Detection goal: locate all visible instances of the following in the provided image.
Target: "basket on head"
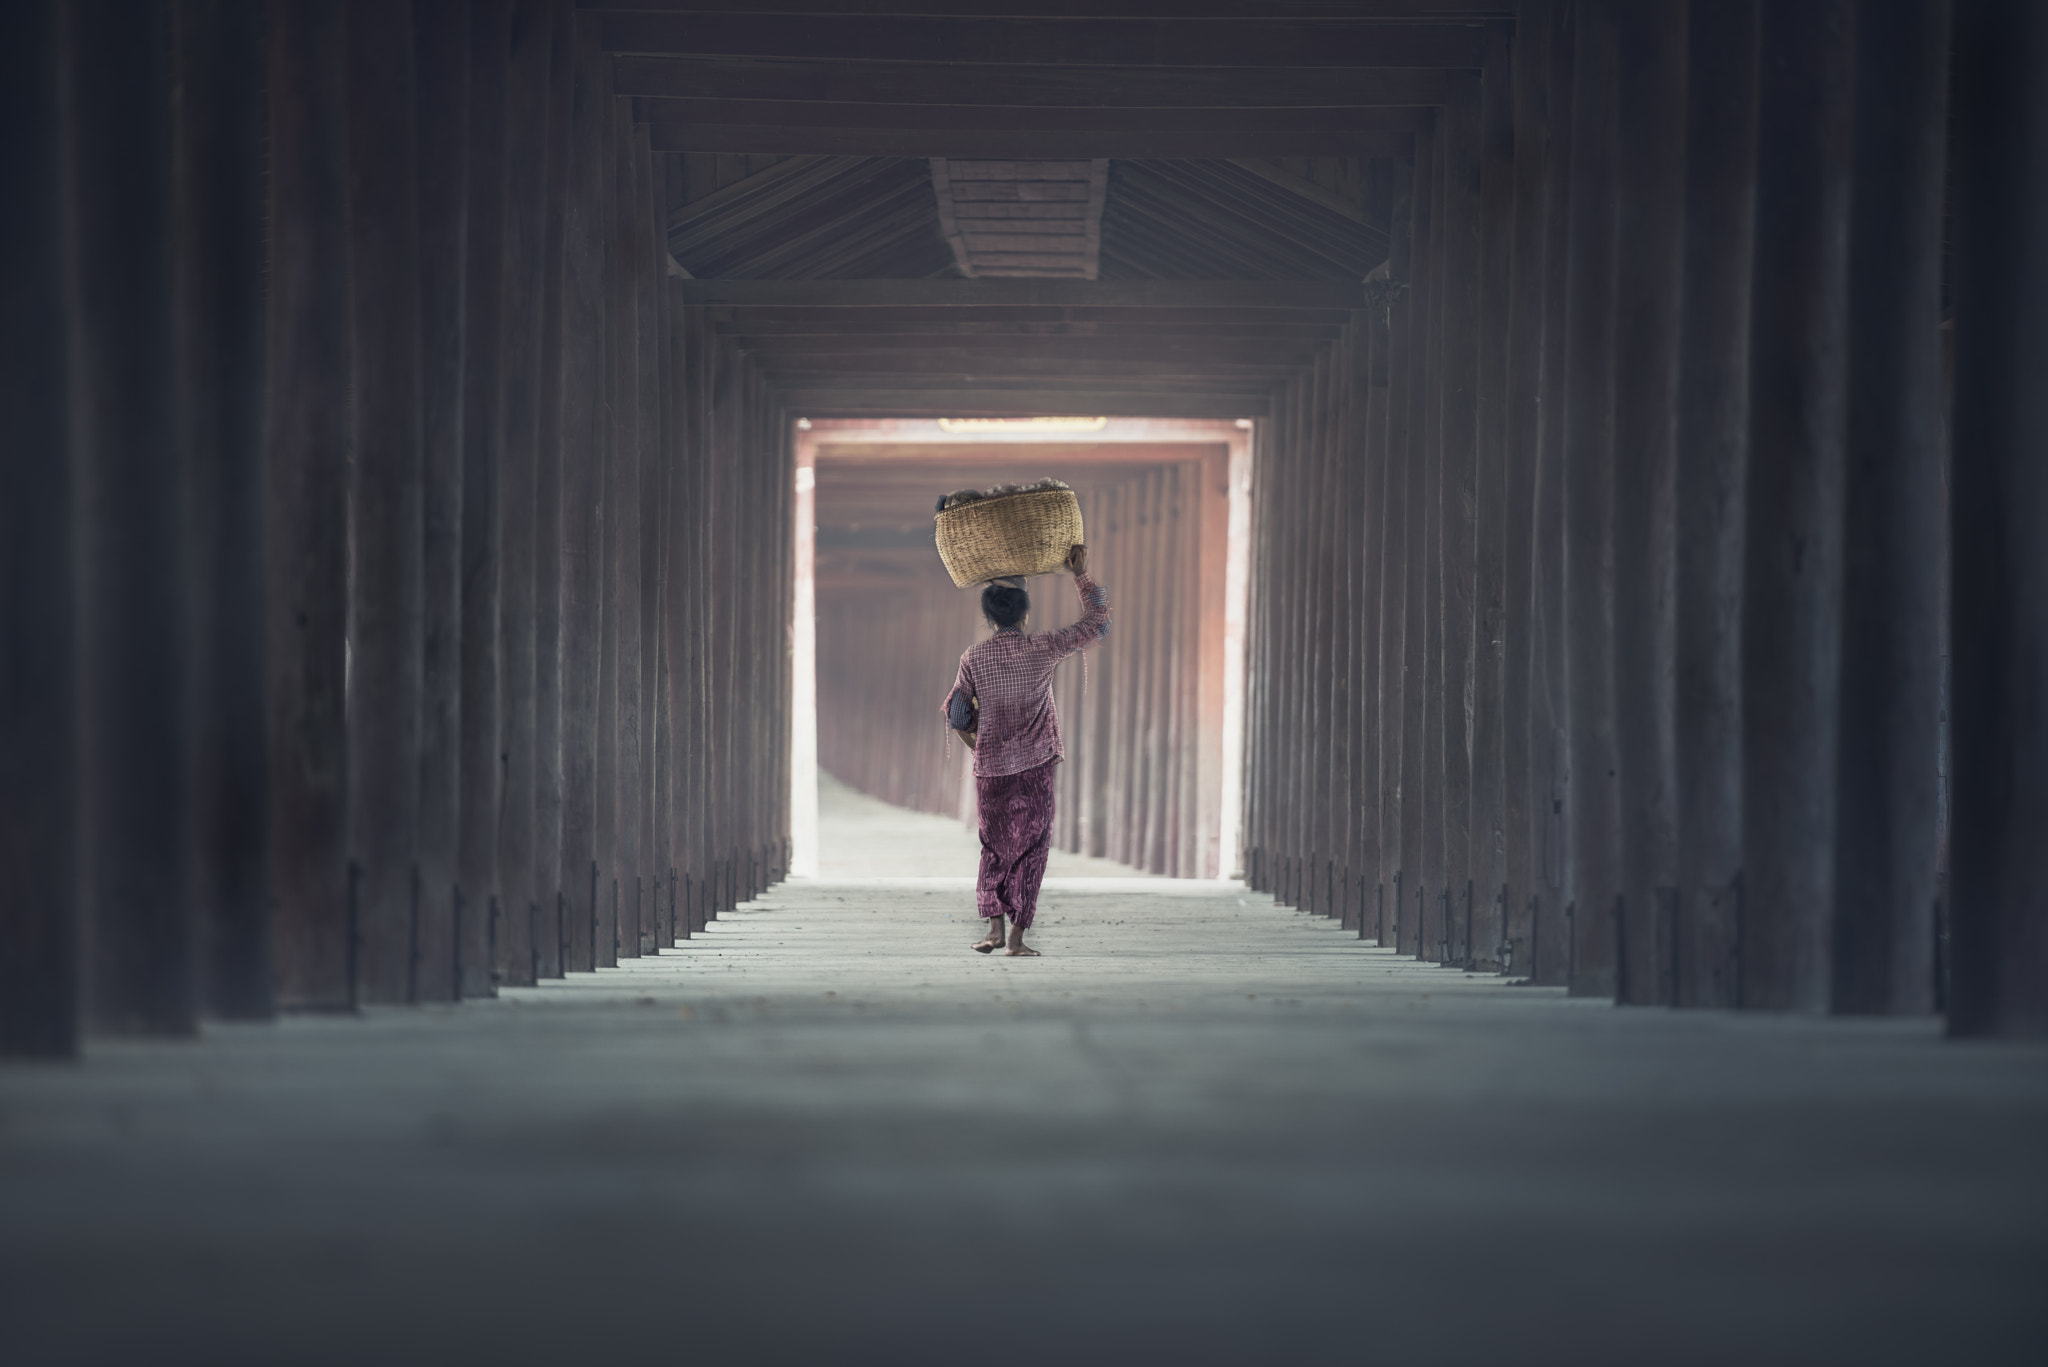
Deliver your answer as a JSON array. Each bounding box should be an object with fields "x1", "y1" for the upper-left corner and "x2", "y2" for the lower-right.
[{"x1": 933, "y1": 487, "x2": 1084, "y2": 588}]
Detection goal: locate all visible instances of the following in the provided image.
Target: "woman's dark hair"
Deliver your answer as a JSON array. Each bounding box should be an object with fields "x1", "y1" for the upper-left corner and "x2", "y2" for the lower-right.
[{"x1": 981, "y1": 583, "x2": 1030, "y2": 629}]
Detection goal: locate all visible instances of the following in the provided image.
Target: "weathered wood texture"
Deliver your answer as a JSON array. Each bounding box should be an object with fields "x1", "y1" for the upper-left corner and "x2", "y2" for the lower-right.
[{"x1": 0, "y1": 0, "x2": 79, "y2": 1056}]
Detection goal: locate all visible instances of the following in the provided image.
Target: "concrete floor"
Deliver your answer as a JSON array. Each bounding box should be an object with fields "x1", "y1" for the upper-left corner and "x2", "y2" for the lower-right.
[
  {"x1": 815, "y1": 767, "x2": 1147, "y2": 878},
  {"x1": 4, "y1": 792, "x2": 2046, "y2": 1365}
]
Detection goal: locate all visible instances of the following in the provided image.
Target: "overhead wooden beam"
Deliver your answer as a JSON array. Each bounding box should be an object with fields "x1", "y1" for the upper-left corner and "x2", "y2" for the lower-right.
[
  {"x1": 681, "y1": 278, "x2": 1367, "y2": 308},
  {"x1": 713, "y1": 304, "x2": 1357, "y2": 327},
  {"x1": 632, "y1": 97, "x2": 1434, "y2": 134},
  {"x1": 737, "y1": 334, "x2": 1328, "y2": 356},
  {"x1": 588, "y1": 2, "x2": 1511, "y2": 16},
  {"x1": 781, "y1": 387, "x2": 1272, "y2": 417},
  {"x1": 616, "y1": 56, "x2": 1467, "y2": 108},
  {"x1": 647, "y1": 124, "x2": 1416, "y2": 159},
  {"x1": 717, "y1": 318, "x2": 1346, "y2": 338},
  {"x1": 600, "y1": 14, "x2": 1488, "y2": 67}
]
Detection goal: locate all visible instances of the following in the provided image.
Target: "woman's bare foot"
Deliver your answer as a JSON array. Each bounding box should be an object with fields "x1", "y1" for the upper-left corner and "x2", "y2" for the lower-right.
[
  {"x1": 971, "y1": 923, "x2": 1006, "y2": 953},
  {"x1": 1005, "y1": 926, "x2": 1040, "y2": 957}
]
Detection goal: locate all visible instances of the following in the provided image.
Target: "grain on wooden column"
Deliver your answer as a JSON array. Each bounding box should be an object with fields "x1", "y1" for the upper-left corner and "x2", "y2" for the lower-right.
[
  {"x1": 1469, "y1": 20, "x2": 1515, "y2": 968},
  {"x1": 1356, "y1": 282, "x2": 1391, "y2": 934},
  {"x1": 1377, "y1": 153, "x2": 1416, "y2": 941},
  {"x1": 413, "y1": 0, "x2": 469, "y2": 1004},
  {"x1": 1529, "y1": 0, "x2": 1577, "y2": 985},
  {"x1": 1741, "y1": 0, "x2": 1855, "y2": 1012},
  {"x1": 342, "y1": 0, "x2": 427, "y2": 1006},
  {"x1": 599, "y1": 95, "x2": 642, "y2": 959},
  {"x1": 1437, "y1": 75, "x2": 1482, "y2": 962},
  {"x1": 457, "y1": 0, "x2": 507, "y2": 988},
  {"x1": 1672, "y1": 0, "x2": 1759, "y2": 1007},
  {"x1": 1948, "y1": 0, "x2": 2048, "y2": 1039},
  {"x1": 264, "y1": 0, "x2": 354, "y2": 1011},
  {"x1": 176, "y1": 0, "x2": 272, "y2": 1018},
  {"x1": 630, "y1": 121, "x2": 663, "y2": 945},
  {"x1": 1611, "y1": 0, "x2": 1685, "y2": 1004},
  {"x1": 558, "y1": 13, "x2": 607, "y2": 972},
  {"x1": 1398, "y1": 129, "x2": 1439, "y2": 957},
  {"x1": 1832, "y1": 0, "x2": 1950, "y2": 1016},
  {"x1": 1561, "y1": 1, "x2": 1623, "y2": 998},
  {"x1": 532, "y1": 0, "x2": 574, "y2": 974},
  {"x1": 0, "y1": 0, "x2": 80, "y2": 1056},
  {"x1": 1411, "y1": 125, "x2": 1446, "y2": 958},
  {"x1": 493, "y1": 0, "x2": 554, "y2": 988},
  {"x1": 1501, "y1": 0, "x2": 1555, "y2": 977}
]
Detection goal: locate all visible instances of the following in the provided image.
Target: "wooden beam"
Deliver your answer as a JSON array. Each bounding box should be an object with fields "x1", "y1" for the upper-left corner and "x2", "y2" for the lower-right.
[
  {"x1": 738, "y1": 333, "x2": 1328, "y2": 356},
  {"x1": 601, "y1": 14, "x2": 1488, "y2": 67},
  {"x1": 717, "y1": 318, "x2": 1346, "y2": 338},
  {"x1": 647, "y1": 124, "x2": 1416, "y2": 159},
  {"x1": 632, "y1": 97, "x2": 1433, "y2": 134},
  {"x1": 782, "y1": 387, "x2": 1272, "y2": 417},
  {"x1": 617, "y1": 56, "x2": 1467, "y2": 107},
  {"x1": 713, "y1": 304, "x2": 1356, "y2": 327},
  {"x1": 588, "y1": 2, "x2": 1511, "y2": 16},
  {"x1": 681, "y1": 278, "x2": 1367, "y2": 308},
  {"x1": 1224, "y1": 156, "x2": 1383, "y2": 224}
]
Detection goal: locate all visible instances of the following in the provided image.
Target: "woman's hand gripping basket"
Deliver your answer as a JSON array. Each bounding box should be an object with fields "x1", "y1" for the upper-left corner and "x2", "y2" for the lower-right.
[{"x1": 933, "y1": 479, "x2": 1084, "y2": 587}]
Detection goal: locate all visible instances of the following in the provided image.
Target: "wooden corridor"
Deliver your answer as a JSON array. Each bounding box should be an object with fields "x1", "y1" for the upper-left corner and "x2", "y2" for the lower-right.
[{"x1": 4, "y1": 785, "x2": 2044, "y2": 1364}]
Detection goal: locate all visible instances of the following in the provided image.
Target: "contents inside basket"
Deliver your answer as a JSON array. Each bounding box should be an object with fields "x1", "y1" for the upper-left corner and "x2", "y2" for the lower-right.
[{"x1": 933, "y1": 476, "x2": 1072, "y2": 513}]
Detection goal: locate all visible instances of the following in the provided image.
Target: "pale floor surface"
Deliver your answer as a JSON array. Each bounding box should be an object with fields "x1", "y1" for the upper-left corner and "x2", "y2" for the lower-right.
[
  {"x1": 3, "y1": 802, "x2": 2046, "y2": 1366},
  {"x1": 816, "y1": 766, "x2": 1147, "y2": 878}
]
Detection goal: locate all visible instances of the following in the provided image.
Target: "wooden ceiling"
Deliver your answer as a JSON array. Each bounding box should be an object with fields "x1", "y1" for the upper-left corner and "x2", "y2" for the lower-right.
[{"x1": 593, "y1": 0, "x2": 1509, "y2": 416}]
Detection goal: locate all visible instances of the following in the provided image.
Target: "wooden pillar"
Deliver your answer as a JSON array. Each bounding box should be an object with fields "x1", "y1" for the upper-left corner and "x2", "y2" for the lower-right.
[
  {"x1": 532, "y1": 0, "x2": 574, "y2": 975},
  {"x1": 1832, "y1": 0, "x2": 1950, "y2": 1016},
  {"x1": 1398, "y1": 128, "x2": 1438, "y2": 957},
  {"x1": 414, "y1": 0, "x2": 469, "y2": 1004},
  {"x1": 265, "y1": 0, "x2": 354, "y2": 1011},
  {"x1": 1, "y1": 0, "x2": 79, "y2": 1056},
  {"x1": 636, "y1": 128, "x2": 666, "y2": 946},
  {"x1": 493, "y1": 0, "x2": 554, "y2": 988},
  {"x1": 1947, "y1": 0, "x2": 2048, "y2": 1037},
  {"x1": 1417, "y1": 125, "x2": 1449, "y2": 959},
  {"x1": 1376, "y1": 154, "x2": 1415, "y2": 944},
  {"x1": 1500, "y1": 0, "x2": 1554, "y2": 976},
  {"x1": 458, "y1": 0, "x2": 507, "y2": 991},
  {"x1": 1438, "y1": 75, "x2": 1482, "y2": 963},
  {"x1": 344, "y1": 0, "x2": 426, "y2": 1005},
  {"x1": 1611, "y1": 0, "x2": 1685, "y2": 1004},
  {"x1": 1741, "y1": 0, "x2": 1856, "y2": 1012},
  {"x1": 176, "y1": 0, "x2": 271, "y2": 1019},
  {"x1": 607, "y1": 98, "x2": 643, "y2": 960},
  {"x1": 1672, "y1": 0, "x2": 1759, "y2": 1009},
  {"x1": 559, "y1": 13, "x2": 606, "y2": 972},
  {"x1": 1528, "y1": 0, "x2": 1576, "y2": 986},
  {"x1": 1561, "y1": 0, "x2": 1621, "y2": 998},
  {"x1": 1470, "y1": 22, "x2": 1515, "y2": 968},
  {"x1": 70, "y1": 0, "x2": 195, "y2": 1033}
]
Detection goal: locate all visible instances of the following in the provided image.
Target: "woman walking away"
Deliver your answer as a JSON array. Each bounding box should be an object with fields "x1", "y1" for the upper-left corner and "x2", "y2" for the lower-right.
[{"x1": 942, "y1": 544, "x2": 1109, "y2": 956}]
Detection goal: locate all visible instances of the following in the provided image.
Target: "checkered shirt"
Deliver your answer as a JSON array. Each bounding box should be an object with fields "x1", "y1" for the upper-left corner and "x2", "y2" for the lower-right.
[{"x1": 942, "y1": 573, "x2": 1110, "y2": 778}]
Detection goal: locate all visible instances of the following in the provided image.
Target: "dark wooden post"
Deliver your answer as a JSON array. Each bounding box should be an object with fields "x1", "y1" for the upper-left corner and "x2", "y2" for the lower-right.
[
  {"x1": 532, "y1": 0, "x2": 575, "y2": 975},
  {"x1": 265, "y1": 0, "x2": 354, "y2": 1011},
  {"x1": 70, "y1": 0, "x2": 196, "y2": 1034},
  {"x1": 176, "y1": 0, "x2": 272, "y2": 1019},
  {"x1": 1947, "y1": 0, "x2": 2048, "y2": 1038},
  {"x1": 345, "y1": 0, "x2": 427, "y2": 1005},
  {"x1": 605, "y1": 97, "x2": 642, "y2": 961},
  {"x1": 458, "y1": 0, "x2": 508, "y2": 993},
  {"x1": 0, "y1": 0, "x2": 80, "y2": 1056},
  {"x1": 1832, "y1": 0, "x2": 1951, "y2": 1016},
  {"x1": 1398, "y1": 128, "x2": 1439, "y2": 957},
  {"x1": 1376, "y1": 154, "x2": 1416, "y2": 941},
  {"x1": 1741, "y1": 0, "x2": 1856, "y2": 1012},
  {"x1": 1528, "y1": 0, "x2": 1576, "y2": 986},
  {"x1": 494, "y1": 0, "x2": 555, "y2": 989},
  {"x1": 1501, "y1": 0, "x2": 1555, "y2": 976},
  {"x1": 1672, "y1": 0, "x2": 1759, "y2": 1009},
  {"x1": 1610, "y1": 0, "x2": 1685, "y2": 1003},
  {"x1": 1561, "y1": 0, "x2": 1621, "y2": 998},
  {"x1": 414, "y1": 0, "x2": 470, "y2": 1004},
  {"x1": 559, "y1": 14, "x2": 607, "y2": 971},
  {"x1": 1438, "y1": 75, "x2": 1483, "y2": 963},
  {"x1": 1470, "y1": 22, "x2": 1515, "y2": 968}
]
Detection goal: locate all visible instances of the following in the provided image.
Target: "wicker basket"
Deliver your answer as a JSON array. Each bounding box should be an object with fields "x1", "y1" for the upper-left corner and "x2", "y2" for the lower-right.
[{"x1": 933, "y1": 487, "x2": 1084, "y2": 587}]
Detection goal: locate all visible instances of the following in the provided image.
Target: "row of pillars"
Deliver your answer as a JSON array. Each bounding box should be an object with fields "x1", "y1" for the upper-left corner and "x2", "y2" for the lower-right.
[
  {"x1": 2, "y1": 0, "x2": 793, "y2": 1059},
  {"x1": 1243, "y1": 0, "x2": 2048, "y2": 1035}
]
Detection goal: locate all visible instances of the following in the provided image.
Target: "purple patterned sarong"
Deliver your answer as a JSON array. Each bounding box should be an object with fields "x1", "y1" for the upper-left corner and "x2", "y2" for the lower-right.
[{"x1": 976, "y1": 757, "x2": 1057, "y2": 930}]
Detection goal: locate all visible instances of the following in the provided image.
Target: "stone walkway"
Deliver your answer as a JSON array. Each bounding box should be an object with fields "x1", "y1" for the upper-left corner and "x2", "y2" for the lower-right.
[{"x1": 2, "y1": 792, "x2": 2045, "y2": 1365}]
